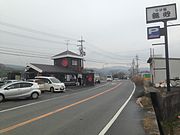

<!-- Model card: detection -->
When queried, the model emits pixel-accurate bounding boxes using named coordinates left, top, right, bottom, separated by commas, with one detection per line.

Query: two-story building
left=25, top=50, right=94, bottom=86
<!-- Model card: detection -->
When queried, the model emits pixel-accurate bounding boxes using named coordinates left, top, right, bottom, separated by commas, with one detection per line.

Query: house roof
left=52, top=50, right=82, bottom=59
left=26, top=63, right=76, bottom=74
left=147, top=57, right=180, bottom=63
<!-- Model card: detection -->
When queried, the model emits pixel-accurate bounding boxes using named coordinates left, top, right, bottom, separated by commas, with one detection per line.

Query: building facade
left=25, top=50, right=94, bottom=86
left=147, top=57, right=180, bottom=84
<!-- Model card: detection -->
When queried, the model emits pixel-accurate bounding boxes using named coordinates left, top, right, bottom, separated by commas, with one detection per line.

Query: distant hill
left=0, top=63, right=25, bottom=78
left=90, top=66, right=128, bottom=76
left=5, top=64, right=25, bottom=71
left=0, top=63, right=7, bottom=69
left=91, top=66, right=149, bottom=75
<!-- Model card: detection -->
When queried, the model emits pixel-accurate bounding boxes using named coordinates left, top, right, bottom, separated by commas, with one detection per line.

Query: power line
left=0, top=49, right=131, bottom=65
left=0, top=29, right=78, bottom=46
left=86, top=46, right=133, bottom=60
left=0, top=47, right=51, bottom=57
left=86, top=49, right=134, bottom=60
left=86, top=42, right=149, bottom=61
left=84, top=58, right=131, bottom=65
left=0, top=21, right=78, bottom=41
left=0, top=41, right=147, bottom=64
left=0, top=22, right=150, bottom=61
left=0, top=40, right=143, bottom=62
left=0, top=22, right=148, bottom=60
left=0, top=47, right=147, bottom=66
left=0, top=41, right=65, bottom=51
left=0, top=51, right=51, bottom=59
left=86, top=41, right=149, bottom=54
left=0, top=22, right=149, bottom=64
left=0, top=45, right=53, bottom=56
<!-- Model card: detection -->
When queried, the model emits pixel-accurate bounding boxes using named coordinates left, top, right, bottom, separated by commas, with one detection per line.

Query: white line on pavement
left=0, top=83, right=109, bottom=113
left=98, top=82, right=136, bottom=135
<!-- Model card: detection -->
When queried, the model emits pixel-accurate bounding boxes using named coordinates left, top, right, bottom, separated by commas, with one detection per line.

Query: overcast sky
left=0, top=0, right=180, bottom=68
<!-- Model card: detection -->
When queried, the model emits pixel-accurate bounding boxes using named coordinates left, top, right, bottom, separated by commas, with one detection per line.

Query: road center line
left=98, top=82, right=136, bottom=135
left=0, top=83, right=122, bottom=134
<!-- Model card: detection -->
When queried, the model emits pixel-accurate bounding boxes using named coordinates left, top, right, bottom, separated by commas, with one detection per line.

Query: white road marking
left=98, top=82, right=136, bottom=135
left=0, top=83, right=109, bottom=113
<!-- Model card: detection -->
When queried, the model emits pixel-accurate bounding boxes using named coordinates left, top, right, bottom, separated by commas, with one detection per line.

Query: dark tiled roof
left=30, top=63, right=76, bottom=73
left=53, top=50, right=80, bottom=58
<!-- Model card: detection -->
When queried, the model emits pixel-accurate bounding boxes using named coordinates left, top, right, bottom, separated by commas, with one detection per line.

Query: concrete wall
left=151, top=90, right=180, bottom=121
left=151, top=59, right=180, bottom=84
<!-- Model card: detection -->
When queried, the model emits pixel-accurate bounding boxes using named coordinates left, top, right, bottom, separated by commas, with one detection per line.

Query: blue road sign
left=147, top=26, right=160, bottom=39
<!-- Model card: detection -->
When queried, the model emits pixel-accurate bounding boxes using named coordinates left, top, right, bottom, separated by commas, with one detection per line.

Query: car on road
left=0, top=81, right=41, bottom=102
left=35, top=76, right=66, bottom=92
left=106, top=75, right=113, bottom=82
left=113, top=78, right=119, bottom=81
left=94, top=74, right=101, bottom=84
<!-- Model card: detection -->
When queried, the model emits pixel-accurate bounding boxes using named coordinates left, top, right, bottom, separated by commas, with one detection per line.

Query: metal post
left=164, top=21, right=171, bottom=92
left=78, top=36, right=85, bottom=57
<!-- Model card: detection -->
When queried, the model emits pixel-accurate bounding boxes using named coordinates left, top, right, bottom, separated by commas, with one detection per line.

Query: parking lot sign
left=145, top=3, right=177, bottom=92
left=147, top=26, right=160, bottom=39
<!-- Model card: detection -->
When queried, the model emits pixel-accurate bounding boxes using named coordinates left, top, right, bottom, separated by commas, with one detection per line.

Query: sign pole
left=164, top=21, right=171, bottom=92
left=146, top=3, right=177, bottom=92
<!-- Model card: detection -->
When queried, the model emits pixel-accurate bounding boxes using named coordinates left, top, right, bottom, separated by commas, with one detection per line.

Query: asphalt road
left=0, top=80, right=135, bottom=135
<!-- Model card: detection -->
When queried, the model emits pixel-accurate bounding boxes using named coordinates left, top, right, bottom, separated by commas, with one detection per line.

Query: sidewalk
left=105, top=86, right=149, bottom=135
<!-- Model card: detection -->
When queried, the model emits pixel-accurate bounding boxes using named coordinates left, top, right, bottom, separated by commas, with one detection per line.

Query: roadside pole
left=146, top=3, right=177, bottom=92
left=163, top=21, right=171, bottom=91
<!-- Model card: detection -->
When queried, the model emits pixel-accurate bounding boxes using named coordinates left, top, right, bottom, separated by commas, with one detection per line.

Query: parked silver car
left=0, top=81, right=41, bottom=102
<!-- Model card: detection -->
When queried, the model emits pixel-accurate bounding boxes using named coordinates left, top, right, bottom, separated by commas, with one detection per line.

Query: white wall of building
left=150, top=58, right=180, bottom=84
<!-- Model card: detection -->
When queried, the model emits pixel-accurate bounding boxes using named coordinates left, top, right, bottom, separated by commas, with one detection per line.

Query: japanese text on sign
left=146, top=4, right=177, bottom=23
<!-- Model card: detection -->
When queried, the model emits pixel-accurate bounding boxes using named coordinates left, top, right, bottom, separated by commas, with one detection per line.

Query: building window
left=72, top=60, right=77, bottom=66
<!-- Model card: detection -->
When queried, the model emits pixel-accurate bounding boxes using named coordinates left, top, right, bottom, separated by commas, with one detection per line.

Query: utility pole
left=132, top=59, right=135, bottom=76
left=65, top=40, right=70, bottom=51
left=136, top=55, right=139, bottom=74
left=77, top=36, right=85, bottom=57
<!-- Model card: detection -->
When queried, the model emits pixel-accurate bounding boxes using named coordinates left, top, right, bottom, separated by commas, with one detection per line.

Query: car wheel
left=31, top=92, right=39, bottom=99
left=50, top=87, right=54, bottom=93
left=0, top=94, right=4, bottom=103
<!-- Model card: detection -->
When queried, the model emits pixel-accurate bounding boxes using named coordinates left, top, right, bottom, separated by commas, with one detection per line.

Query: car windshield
left=50, top=78, right=61, bottom=83
left=107, top=76, right=112, bottom=78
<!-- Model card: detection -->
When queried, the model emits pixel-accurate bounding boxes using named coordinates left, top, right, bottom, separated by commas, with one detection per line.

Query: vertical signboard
left=146, top=3, right=177, bottom=92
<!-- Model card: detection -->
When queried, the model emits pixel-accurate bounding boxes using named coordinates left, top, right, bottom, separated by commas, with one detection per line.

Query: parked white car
left=0, top=81, right=41, bottom=102
left=35, top=76, right=66, bottom=92
left=27, top=79, right=46, bottom=92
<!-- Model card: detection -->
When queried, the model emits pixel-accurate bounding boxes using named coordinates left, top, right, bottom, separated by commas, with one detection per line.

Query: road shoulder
left=105, top=85, right=147, bottom=135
